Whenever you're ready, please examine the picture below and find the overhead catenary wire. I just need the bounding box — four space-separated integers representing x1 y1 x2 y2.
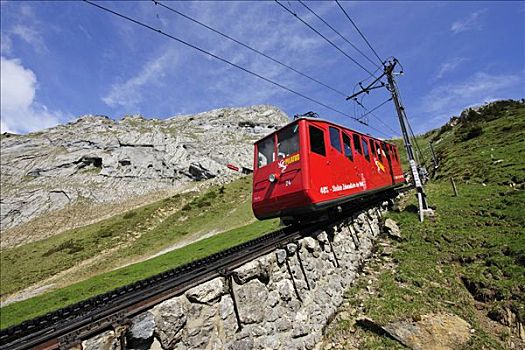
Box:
154 0 348 98
275 0 379 79
83 0 389 137
358 97 392 121
297 0 381 71
335 0 383 66
354 98 398 137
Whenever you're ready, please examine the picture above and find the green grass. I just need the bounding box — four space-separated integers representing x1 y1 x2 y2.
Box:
0 218 279 328
330 100 525 348
357 182 523 349
0 176 256 298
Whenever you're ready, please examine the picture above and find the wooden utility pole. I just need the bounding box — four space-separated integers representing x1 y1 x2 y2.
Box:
385 60 429 222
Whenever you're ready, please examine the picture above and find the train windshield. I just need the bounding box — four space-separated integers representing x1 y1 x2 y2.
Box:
257 136 275 168
277 123 299 159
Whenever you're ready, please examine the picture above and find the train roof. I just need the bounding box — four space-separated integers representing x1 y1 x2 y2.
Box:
255 117 396 146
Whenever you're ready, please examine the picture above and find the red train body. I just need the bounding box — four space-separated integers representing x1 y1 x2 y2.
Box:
252 117 405 222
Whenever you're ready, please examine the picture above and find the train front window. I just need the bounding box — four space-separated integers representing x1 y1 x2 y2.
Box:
309 125 326 156
329 127 342 153
277 123 299 159
342 133 353 161
257 136 275 168
362 138 370 161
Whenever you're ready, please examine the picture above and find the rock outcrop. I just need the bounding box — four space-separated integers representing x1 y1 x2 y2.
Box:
0 105 288 233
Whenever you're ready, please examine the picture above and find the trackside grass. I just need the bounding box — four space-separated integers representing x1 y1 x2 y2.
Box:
325 100 525 348
0 218 279 328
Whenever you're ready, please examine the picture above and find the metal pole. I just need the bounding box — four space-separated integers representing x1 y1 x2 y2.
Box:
450 177 458 197
429 141 439 169
385 60 429 221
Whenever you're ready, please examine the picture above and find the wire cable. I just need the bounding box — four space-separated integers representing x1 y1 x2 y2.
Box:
335 0 383 66
297 0 380 71
275 0 379 78
154 0 348 97
84 0 389 137
358 97 392 120
354 98 398 136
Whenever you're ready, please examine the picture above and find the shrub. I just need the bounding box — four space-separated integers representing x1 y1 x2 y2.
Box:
123 211 136 219
43 240 84 256
458 125 483 141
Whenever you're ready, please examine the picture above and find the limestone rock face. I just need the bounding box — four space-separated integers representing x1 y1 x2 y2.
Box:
0 105 289 233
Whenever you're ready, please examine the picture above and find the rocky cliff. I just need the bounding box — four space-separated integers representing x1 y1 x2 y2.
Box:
0 105 288 235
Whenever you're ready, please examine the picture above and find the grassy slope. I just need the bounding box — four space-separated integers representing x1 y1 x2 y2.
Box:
1 176 281 328
0 177 257 297
1 219 278 328
329 100 525 349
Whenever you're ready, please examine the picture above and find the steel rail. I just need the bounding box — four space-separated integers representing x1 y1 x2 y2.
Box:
0 189 403 350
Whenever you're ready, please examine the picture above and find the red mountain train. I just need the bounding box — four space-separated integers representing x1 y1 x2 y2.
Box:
252 117 405 223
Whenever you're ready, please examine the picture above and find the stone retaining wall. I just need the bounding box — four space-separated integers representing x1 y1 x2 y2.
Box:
81 205 386 350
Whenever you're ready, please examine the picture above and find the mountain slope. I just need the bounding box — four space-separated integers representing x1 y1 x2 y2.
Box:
0 105 288 246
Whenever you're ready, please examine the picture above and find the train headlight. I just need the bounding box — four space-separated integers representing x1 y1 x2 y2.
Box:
268 173 277 183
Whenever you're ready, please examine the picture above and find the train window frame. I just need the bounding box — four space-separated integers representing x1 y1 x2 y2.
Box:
256 135 275 169
277 123 300 159
329 126 342 153
309 125 326 157
362 137 370 162
353 134 362 155
342 132 353 161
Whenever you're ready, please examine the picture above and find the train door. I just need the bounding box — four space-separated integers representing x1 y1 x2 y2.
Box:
374 140 388 186
351 133 371 191
342 131 362 194
307 122 329 202
328 126 347 198
381 142 395 185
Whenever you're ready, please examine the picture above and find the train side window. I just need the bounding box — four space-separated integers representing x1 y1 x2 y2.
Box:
376 142 383 161
353 134 362 154
329 127 342 153
382 143 390 161
277 123 299 159
342 133 353 161
370 141 376 156
362 138 370 162
309 125 326 156
257 136 275 168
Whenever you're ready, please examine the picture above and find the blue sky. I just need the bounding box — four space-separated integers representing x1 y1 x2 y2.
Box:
1 1 524 137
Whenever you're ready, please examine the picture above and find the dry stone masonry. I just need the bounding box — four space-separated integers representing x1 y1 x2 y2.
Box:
0 105 288 233
80 205 388 350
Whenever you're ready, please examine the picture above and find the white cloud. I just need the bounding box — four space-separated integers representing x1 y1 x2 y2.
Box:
0 57 64 134
102 49 178 109
11 24 47 53
415 71 523 132
435 57 467 79
1 33 13 55
421 72 522 114
451 9 486 34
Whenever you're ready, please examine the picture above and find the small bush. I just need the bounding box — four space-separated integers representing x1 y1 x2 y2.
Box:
457 124 483 141
196 200 211 208
123 211 136 219
43 240 84 257
182 203 192 211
